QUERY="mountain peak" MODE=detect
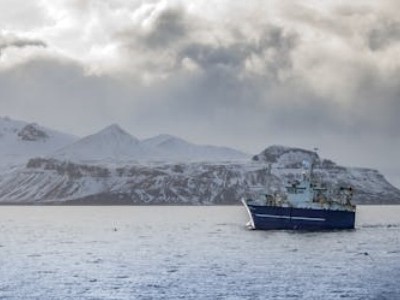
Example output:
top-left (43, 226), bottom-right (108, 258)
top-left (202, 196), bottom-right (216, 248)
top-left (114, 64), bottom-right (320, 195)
top-left (98, 124), bottom-right (129, 135)
top-left (91, 124), bottom-right (140, 144)
top-left (51, 124), bottom-right (142, 162)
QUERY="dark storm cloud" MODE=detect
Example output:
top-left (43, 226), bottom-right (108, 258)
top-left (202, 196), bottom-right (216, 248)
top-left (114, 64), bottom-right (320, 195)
top-left (368, 20), bottom-right (400, 51)
top-left (133, 24), bottom-right (300, 128)
top-left (178, 26), bottom-right (297, 80)
top-left (351, 70), bottom-right (400, 137)
top-left (142, 6), bottom-right (188, 48)
top-left (0, 39), bottom-right (46, 49)
top-left (111, 3), bottom-right (298, 84)
top-left (180, 44), bottom-right (245, 70)
top-left (0, 34), bottom-right (46, 55)
top-left (116, 5), bottom-right (188, 51)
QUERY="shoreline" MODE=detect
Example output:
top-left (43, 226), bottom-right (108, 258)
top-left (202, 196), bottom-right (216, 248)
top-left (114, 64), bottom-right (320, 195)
top-left (0, 202), bottom-right (399, 206)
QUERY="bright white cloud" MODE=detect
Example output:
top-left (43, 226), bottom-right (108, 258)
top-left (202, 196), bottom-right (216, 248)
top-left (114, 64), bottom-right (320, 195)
top-left (2, 0), bottom-right (399, 86)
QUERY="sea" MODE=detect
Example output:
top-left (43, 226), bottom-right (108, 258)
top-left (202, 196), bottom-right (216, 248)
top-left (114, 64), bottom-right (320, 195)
top-left (0, 206), bottom-right (399, 300)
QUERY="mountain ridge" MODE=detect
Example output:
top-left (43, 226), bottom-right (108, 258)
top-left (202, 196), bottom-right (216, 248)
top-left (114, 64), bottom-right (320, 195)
top-left (51, 124), bottom-right (145, 163)
top-left (0, 116), bottom-right (78, 167)
top-left (0, 116), bottom-right (399, 205)
top-left (50, 126), bottom-right (250, 163)
top-left (0, 145), bottom-right (399, 205)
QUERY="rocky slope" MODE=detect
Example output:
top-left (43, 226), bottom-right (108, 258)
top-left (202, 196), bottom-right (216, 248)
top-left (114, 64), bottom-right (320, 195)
top-left (0, 146), bottom-right (399, 204)
top-left (0, 116), bottom-right (78, 168)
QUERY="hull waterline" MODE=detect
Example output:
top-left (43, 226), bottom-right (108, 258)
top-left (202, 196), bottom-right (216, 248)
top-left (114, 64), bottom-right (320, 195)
top-left (242, 200), bottom-right (355, 230)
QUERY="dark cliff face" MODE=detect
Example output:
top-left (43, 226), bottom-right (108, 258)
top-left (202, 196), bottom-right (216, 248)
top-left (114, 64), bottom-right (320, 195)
top-left (17, 124), bottom-right (49, 141)
top-left (27, 158), bottom-right (110, 178)
top-left (252, 145), bottom-right (339, 169)
top-left (252, 145), bottom-right (318, 163)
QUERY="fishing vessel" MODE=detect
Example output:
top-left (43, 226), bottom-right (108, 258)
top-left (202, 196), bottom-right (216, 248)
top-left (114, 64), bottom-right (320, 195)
top-left (242, 160), bottom-right (356, 230)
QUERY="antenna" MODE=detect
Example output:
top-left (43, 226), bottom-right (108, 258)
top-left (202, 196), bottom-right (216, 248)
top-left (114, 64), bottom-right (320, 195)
top-left (309, 147), bottom-right (319, 182)
top-left (312, 147), bottom-right (321, 184)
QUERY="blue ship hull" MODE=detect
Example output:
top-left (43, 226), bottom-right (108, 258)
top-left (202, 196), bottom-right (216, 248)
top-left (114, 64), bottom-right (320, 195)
top-left (243, 202), bottom-right (355, 230)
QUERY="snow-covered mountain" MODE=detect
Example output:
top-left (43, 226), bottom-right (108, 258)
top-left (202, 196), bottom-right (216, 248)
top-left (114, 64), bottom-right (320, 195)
top-left (255, 146), bottom-right (400, 204)
top-left (141, 134), bottom-right (248, 161)
top-left (0, 116), bottom-right (248, 166)
top-left (0, 116), bottom-right (398, 205)
top-left (52, 124), bottom-right (146, 163)
top-left (0, 145), bottom-right (399, 204)
top-left (0, 116), bottom-right (77, 168)
top-left (50, 126), bottom-right (249, 163)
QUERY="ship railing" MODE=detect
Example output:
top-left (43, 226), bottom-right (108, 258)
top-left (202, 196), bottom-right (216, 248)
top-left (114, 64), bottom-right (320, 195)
top-left (245, 187), bottom-right (287, 206)
top-left (322, 186), bottom-right (355, 208)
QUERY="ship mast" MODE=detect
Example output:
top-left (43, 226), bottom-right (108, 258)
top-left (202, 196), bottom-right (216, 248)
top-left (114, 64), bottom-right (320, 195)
top-left (310, 147), bottom-right (319, 182)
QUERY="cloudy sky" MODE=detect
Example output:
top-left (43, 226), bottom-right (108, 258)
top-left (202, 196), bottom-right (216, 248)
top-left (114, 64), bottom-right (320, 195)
top-left (1, 0), bottom-right (399, 186)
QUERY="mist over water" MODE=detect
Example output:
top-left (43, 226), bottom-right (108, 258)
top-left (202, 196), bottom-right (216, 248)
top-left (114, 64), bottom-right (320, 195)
top-left (0, 206), bottom-right (399, 299)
